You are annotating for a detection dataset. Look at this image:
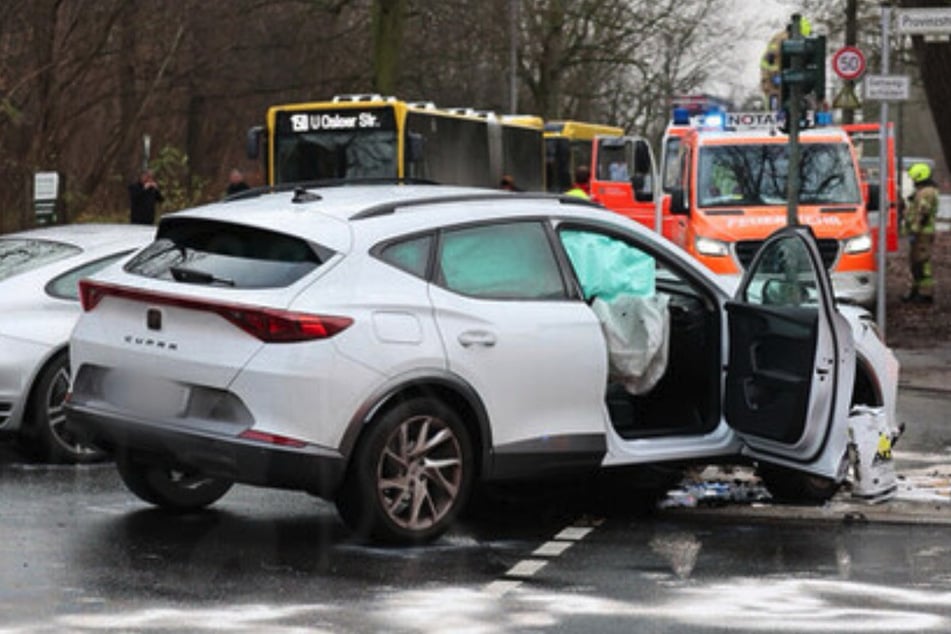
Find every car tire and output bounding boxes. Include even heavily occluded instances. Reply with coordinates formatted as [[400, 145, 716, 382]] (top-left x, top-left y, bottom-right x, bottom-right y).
[[336, 397, 474, 544], [757, 463, 840, 505], [116, 453, 233, 511], [25, 350, 108, 464]]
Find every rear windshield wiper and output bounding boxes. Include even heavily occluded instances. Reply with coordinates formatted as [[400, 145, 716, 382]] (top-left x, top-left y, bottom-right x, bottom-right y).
[[170, 265, 235, 287]]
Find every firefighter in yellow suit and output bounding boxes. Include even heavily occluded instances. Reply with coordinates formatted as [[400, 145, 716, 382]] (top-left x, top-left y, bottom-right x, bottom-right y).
[[902, 162, 940, 304]]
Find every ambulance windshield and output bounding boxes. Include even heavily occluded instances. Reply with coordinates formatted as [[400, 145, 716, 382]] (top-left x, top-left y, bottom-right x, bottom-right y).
[[697, 143, 861, 208]]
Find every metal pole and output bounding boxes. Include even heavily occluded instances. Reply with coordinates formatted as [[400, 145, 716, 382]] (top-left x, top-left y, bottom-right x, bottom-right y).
[[787, 14, 804, 227], [877, 3, 890, 337], [843, 0, 858, 124], [142, 134, 151, 172]]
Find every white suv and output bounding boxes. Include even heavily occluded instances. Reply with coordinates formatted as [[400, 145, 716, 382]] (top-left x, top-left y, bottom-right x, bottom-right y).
[[65, 184, 898, 543]]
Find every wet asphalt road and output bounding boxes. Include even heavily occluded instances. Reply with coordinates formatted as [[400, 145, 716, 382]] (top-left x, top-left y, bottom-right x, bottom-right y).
[[1, 389, 950, 632], [3, 470, 951, 631]]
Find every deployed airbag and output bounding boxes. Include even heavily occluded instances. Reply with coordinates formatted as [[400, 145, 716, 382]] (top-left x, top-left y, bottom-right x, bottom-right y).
[[592, 294, 669, 395], [560, 231, 655, 301]]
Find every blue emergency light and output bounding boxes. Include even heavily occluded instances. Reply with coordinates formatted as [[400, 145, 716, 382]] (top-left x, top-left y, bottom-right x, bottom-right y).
[[702, 108, 725, 129], [672, 107, 690, 125]]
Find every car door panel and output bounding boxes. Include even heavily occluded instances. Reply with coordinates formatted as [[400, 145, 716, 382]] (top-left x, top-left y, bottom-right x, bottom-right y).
[[726, 226, 853, 478], [430, 288, 607, 448], [725, 302, 818, 444], [427, 220, 609, 479]]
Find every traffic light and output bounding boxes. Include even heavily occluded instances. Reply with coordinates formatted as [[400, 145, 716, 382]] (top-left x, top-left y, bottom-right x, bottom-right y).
[[780, 34, 827, 106]]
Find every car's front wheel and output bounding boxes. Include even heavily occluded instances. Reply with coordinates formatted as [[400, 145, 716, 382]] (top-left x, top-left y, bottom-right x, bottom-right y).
[[336, 398, 474, 544], [26, 351, 108, 464], [116, 454, 233, 511]]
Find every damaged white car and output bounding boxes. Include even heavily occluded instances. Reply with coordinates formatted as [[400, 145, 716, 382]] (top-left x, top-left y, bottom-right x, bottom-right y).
[[65, 184, 899, 543]]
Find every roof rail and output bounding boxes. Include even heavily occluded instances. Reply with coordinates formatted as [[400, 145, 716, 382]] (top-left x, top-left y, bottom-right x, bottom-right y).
[[351, 191, 598, 220], [221, 177, 440, 203], [407, 101, 438, 110]]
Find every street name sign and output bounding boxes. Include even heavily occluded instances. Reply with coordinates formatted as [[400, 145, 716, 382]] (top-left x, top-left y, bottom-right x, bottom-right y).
[[897, 8, 951, 35], [864, 75, 910, 101]]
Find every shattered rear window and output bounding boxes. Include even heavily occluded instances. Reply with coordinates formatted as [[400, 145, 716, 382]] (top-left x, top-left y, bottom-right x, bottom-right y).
[[125, 218, 334, 289]]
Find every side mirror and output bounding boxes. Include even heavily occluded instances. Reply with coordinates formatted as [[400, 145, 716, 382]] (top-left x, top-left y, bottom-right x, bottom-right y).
[[670, 187, 689, 215], [762, 278, 810, 306], [246, 126, 263, 161], [866, 183, 880, 212]]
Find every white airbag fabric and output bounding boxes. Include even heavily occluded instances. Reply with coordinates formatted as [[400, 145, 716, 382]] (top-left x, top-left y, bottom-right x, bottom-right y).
[[592, 294, 669, 395]]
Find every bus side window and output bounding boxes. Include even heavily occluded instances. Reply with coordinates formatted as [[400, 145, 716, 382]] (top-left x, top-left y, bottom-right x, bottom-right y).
[[406, 132, 424, 164]]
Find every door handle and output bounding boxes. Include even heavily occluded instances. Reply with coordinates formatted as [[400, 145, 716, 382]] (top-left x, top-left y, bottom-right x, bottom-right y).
[[458, 330, 497, 348]]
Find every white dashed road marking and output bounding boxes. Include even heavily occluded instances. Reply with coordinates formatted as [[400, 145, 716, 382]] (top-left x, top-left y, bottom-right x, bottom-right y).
[[486, 517, 603, 596]]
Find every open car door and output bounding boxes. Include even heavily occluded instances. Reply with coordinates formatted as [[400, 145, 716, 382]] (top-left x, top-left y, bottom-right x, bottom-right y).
[[724, 226, 854, 479], [591, 136, 656, 229]]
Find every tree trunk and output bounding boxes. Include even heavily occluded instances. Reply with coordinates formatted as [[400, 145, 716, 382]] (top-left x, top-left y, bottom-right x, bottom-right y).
[[536, 1, 565, 119], [372, 0, 405, 95]]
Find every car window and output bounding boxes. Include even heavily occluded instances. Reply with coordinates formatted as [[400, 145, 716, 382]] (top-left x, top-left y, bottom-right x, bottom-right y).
[[437, 221, 566, 300], [377, 234, 432, 279], [743, 234, 820, 308], [662, 137, 682, 192], [559, 229, 656, 302], [46, 251, 134, 300], [0, 239, 81, 282], [125, 219, 334, 289]]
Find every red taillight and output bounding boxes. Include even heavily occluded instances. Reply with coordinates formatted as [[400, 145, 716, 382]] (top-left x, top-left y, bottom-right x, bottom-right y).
[[239, 429, 307, 448], [221, 308, 352, 342], [77, 280, 353, 343], [79, 279, 106, 311]]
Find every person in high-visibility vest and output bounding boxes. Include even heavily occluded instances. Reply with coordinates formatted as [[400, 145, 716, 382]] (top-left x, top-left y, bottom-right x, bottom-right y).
[[760, 17, 812, 110], [565, 165, 591, 199], [901, 162, 940, 304]]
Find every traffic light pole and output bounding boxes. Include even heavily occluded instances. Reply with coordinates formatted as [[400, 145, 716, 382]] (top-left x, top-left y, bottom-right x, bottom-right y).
[[786, 15, 805, 227]]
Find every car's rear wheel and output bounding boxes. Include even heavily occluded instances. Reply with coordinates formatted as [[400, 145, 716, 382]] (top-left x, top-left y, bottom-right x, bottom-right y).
[[757, 463, 840, 504], [116, 453, 233, 511], [26, 351, 108, 464], [336, 397, 473, 544]]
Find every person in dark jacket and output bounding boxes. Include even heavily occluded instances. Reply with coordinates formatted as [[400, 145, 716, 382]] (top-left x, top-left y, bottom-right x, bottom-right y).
[[128, 170, 163, 225], [225, 168, 251, 197]]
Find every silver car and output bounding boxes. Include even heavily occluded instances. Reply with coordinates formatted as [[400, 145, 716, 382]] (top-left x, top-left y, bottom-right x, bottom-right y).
[[0, 223, 154, 462], [64, 186, 899, 543]]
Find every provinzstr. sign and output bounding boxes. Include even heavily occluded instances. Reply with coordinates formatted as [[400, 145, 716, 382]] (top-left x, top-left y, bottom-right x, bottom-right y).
[[897, 8, 951, 35]]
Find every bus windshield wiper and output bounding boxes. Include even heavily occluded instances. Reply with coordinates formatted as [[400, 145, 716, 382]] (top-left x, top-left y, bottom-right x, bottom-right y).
[[170, 265, 235, 286]]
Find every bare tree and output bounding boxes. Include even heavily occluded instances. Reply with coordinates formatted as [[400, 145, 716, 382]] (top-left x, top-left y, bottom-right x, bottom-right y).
[[0, 0, 746, 231]]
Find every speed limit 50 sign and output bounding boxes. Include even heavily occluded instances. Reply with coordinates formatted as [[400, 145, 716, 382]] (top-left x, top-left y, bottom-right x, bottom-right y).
[[832, 46, 867, 81]]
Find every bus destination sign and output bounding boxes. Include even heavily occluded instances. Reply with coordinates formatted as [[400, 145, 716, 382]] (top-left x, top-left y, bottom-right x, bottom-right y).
[[277, 107, 396, 134]]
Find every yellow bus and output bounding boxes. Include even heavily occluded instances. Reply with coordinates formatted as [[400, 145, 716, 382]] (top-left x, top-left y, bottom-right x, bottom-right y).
[[543, 120, 624, 193], [246, 94, 546, 191]]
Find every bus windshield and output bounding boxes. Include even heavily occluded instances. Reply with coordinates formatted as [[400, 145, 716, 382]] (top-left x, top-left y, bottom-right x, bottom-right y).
[[697, 142, 861, 208], [273, 107, 398, 184]]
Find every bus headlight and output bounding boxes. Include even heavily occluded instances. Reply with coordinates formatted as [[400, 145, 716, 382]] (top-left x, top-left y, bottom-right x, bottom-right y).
[[695, 236, 729, 257], [844, 233, 872, 254]]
